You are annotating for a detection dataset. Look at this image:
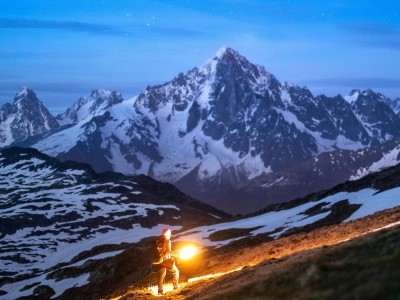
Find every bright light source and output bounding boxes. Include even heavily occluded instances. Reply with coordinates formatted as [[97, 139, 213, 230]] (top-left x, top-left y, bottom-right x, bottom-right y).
[[179, 245, 197, 260]]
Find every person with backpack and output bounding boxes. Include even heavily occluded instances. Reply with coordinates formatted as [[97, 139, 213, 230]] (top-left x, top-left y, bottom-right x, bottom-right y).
[[155, 228, 179, 295]]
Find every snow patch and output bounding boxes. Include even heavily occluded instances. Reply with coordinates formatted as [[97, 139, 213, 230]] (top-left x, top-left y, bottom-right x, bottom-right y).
[[344, 91, 360, 103], [176, 187, 400, 248], [350, 146, 400, 180]]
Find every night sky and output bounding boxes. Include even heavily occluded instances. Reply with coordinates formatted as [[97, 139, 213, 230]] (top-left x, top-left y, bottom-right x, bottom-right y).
[[1, 0, 399, 114]]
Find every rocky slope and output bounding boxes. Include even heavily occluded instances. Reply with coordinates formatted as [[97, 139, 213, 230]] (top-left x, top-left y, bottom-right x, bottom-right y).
[[163, 209, 400, 300], [96, 204, 400, 300], [0, 147, 226, 300], [104, 181, 400, 300]]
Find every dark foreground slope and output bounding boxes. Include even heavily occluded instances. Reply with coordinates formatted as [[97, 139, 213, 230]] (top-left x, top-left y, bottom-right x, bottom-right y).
[[118, 207, 400, 300], [109, 161, 400, 299], [52, 156, 400, 300], [191, 211, 400, 300]]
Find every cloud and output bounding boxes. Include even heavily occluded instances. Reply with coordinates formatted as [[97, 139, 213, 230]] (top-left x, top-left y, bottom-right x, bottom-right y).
[[0, 17, 124, 35], [145, 25, 202, 37], [0, 50, 65, 60], [0, 17, 202, 38], [342, 21, 400, 49]]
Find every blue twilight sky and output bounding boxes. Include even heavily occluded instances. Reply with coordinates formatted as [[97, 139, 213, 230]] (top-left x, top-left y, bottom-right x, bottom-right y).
[[1, 0, 399, 114]]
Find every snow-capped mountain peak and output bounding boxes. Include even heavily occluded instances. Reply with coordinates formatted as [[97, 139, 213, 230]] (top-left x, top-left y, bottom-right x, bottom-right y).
[[56, 89, 124, 126], [0, 87, 60, 147], [344, 89, 360, 103], [390, 97, 400, 114], [206, 46, 240, 65], [14, 86, 30, 100], [13, 86, 40, 109], [214, 45, 230, 57]]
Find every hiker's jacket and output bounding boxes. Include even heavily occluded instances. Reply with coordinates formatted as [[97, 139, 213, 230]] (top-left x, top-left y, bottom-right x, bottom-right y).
[[160, 237, 178, 260]]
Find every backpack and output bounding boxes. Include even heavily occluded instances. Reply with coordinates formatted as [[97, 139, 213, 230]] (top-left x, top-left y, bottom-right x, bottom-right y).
[[153, 238, 176, 269], [155, 238, 164, 260]]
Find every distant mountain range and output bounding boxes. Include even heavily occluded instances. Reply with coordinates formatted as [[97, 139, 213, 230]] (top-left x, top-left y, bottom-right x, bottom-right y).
[[2, 47, 400, 213]]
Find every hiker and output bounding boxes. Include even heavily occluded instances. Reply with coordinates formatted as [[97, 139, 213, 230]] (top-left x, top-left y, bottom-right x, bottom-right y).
[[157, 228, 179, 295]]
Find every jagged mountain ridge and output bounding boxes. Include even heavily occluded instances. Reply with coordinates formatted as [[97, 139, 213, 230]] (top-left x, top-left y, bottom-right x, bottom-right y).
[[55, 89, 124, 126], [2, 47, 400, 213]]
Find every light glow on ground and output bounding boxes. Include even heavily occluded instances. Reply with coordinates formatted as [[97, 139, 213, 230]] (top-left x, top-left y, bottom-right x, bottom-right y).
[[149, 283, 175, 296], [187, 266, 244, 283], [147, 266, 244, 296]]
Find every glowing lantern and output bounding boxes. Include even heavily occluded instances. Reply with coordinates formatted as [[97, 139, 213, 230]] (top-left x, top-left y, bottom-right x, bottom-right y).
[[179, 245, 197, 260]]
